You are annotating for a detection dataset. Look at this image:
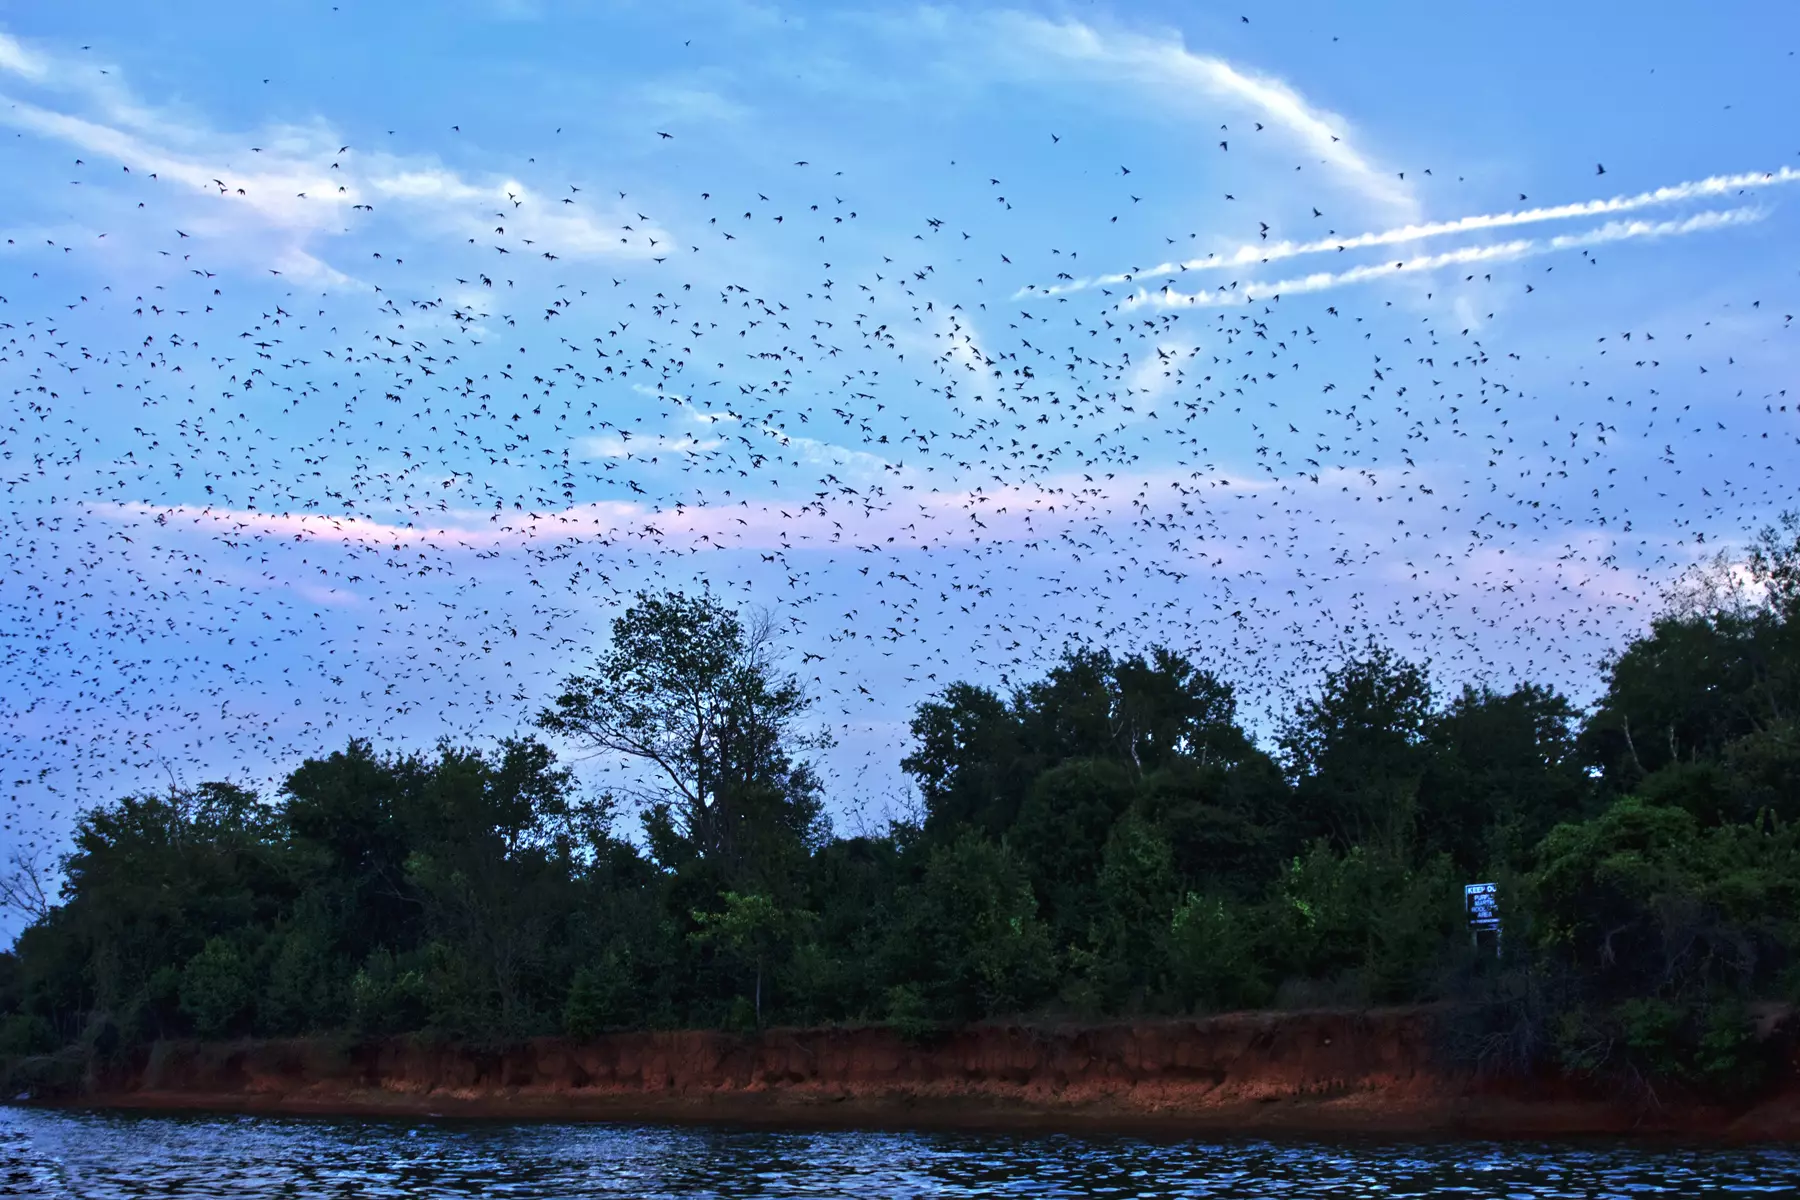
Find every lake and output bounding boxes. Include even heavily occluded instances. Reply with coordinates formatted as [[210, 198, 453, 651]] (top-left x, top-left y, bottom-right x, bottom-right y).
[[3, 1106, 1798, 1198]]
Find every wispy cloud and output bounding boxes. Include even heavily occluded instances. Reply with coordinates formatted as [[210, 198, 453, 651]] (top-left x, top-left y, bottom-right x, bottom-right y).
[[575, 432, 723, 459], [90, 458, 1363, 561], [980, 11, 1416, 217], [0, 31, 47, 81], [1128, 208, 1766, 308], [0, 30, 668, 276], [1026, 165, 1800, 298]]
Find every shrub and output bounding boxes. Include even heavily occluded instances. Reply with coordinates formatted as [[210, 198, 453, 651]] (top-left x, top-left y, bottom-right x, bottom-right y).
[[179, 938, 251, 1039], [1168, 893, 1270, 1012]]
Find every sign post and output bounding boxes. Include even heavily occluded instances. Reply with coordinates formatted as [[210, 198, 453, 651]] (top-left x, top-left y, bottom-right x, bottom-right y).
[[1465, 882, 1501, 957]]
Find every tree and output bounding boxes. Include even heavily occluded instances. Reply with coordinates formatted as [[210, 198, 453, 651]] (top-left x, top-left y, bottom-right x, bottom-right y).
[[889, 834, 1054, 1021], [902, 682, 1027, 840], [903, 647, 1256, 845], [48, 782, 285, 1042], [1008, 647, 1252, 777], [1136, 757, 1288, 897], [280, 739, 425, 966], [1281, 644, 1434, 855], [1420, 683, 1589, 873], [402, 738, 596, 1034], [1582, 613, 1776, 792], [1583, 515, 1800, 799], [179, 937, 251, 1039], [538, 591, 826, 884], [1530, 797, 1800, 1087], [0, 848, 55, 926], [1083, 813, 1179, 1008], [688, 891, 812, 1028], [1168, 892, 1270, 1013], [1010, 758, 1135, 945]]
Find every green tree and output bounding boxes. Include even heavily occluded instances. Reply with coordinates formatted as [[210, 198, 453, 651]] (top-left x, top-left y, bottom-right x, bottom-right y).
[[538, 591, 827, 887], [1530, 796, 1800, 1087], [1168, 892, 1271, 1012], [1281, 645, 1434, 856], [1420, 683, 1590, 874], [1081, 814, 1179, 1008], [1271, 843, 1461, 1004], [402, 738, 598, 1035], [903, 648, 1255, 845], [689, 891, 812, 1028], [179, 937, 252, 1039], [281, 740, 426, 968], [43, 782, 285, 1043], [889, 834, 1054, 1021], [902, 682, 1029, 841], [1010, 758, 1135, 946]]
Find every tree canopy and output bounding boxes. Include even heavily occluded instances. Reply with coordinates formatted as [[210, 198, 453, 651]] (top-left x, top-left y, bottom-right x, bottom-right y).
[[7, 547, 1800, 1095]]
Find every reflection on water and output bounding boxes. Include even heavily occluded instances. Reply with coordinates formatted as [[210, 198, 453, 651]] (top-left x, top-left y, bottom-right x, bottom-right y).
[[3, 1106, 1798, 1198]]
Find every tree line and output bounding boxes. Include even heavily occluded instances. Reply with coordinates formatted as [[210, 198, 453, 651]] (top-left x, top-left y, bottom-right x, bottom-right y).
[[4, 522, 1800, 1092]]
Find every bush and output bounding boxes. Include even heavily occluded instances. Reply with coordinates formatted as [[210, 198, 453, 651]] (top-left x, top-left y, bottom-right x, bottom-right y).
[[1089, 815, 1178, 1003], [0, 1012, 59, 1058], [1529, 797, 1800, 1091], [564, 952, 635, 1039], [259, 925, 341, 1035], [891, 834, 1055, 1021], [884, 983, 937, 1042], [1272, 844, 1461, 1003], [1168, 893, 1270, 1012], [349, 948, 427, 1034], [179, 938, 251, 1039]]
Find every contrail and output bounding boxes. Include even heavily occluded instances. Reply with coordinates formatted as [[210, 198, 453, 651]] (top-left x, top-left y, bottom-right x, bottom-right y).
[[1126, 207, 1764, 308], [1025, 166, 1799, 299]]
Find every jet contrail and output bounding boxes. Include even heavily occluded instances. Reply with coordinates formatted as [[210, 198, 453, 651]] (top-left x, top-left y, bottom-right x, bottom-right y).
[[1025, 166, 1799, 299], [1126, 207, 1764, 308]]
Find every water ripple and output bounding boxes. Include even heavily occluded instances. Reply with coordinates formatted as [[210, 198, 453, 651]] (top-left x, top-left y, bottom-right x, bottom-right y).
[[2, 1107, 1797, 1199]]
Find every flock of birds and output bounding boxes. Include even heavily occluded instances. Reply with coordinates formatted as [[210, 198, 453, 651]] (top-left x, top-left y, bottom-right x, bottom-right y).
[[1, 29, 1797, 863]]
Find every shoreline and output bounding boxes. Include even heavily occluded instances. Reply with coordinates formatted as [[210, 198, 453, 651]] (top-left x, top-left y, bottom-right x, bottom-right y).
[[19, 1009, 1800, 1140], [53, 1088, 1778, 1141]]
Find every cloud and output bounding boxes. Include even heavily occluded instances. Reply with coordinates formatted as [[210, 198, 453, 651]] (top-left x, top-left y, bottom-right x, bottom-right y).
[[1129, 207, 1766, 308], [1123, 341, 1194, 402], [90, 457, 1358, 564], [0, 31, 48, 81], [631, 80, 751, 127], [1027, 165, 1800, 298], [982, 12, 1415, 217], [757, 427, 893, 479], [0, 98, 349, 226], [0, 31, 668, 277], [575, 432, 722, 458]]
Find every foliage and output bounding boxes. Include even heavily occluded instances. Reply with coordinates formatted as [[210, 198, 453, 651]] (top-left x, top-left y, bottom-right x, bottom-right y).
[[7, 569, 1800, 1099], [179, 937, 252, 1039], [1168, 892, 1270, 1012], [889, 834, 1055, 1021], [537, 591, 827, 887], [1280, 644, 1433, 855], [688, 891, 812, 1027]]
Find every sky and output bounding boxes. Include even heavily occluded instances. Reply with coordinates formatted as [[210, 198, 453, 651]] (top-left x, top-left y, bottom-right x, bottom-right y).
[[1, 0, 1797, 874]]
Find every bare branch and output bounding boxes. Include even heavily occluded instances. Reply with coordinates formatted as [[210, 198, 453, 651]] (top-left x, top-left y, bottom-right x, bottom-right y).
[[0, 847, 56, 924]]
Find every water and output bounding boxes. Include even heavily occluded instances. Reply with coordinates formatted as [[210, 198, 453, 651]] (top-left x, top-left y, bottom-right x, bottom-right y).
[[2, 1106, 1797, 1198]]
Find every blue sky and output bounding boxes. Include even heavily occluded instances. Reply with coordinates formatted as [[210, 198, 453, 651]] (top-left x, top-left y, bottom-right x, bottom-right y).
[[2, 0, 1797, 869]]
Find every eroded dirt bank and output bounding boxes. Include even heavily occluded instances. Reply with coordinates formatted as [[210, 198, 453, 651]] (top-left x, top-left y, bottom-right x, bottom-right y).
[[30, 1009, 1800, 1138]]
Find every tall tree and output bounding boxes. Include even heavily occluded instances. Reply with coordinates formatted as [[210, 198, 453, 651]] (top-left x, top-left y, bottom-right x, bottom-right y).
[[1582, 516, 1800, 815], [537, 591, 827, 885], [1420, 683, 1589, 873], [402, 738, 596, 1034], [1281, 644, 1434, 856]]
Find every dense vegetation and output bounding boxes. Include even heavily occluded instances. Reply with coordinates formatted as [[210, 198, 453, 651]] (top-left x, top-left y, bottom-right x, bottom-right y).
[[4, 523, 1799, 1093]]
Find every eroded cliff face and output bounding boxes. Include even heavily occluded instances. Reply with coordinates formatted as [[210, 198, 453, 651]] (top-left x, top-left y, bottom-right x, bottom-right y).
[[43, 1009, 1800, 1138]]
